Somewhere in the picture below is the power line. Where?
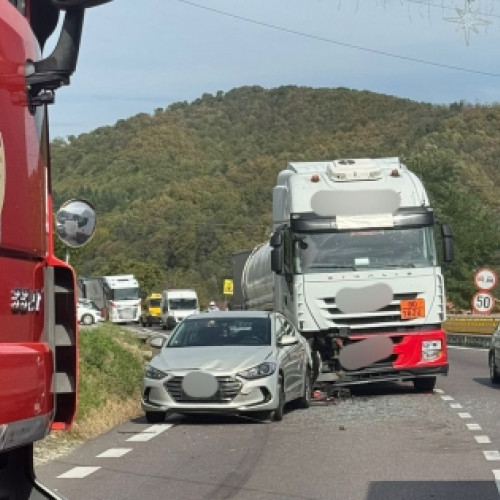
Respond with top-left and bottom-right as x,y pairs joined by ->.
176,0 -> 500,77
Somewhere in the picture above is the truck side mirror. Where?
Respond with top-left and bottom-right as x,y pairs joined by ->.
55,199 -> 96,248
271,248 -> 283,274
441,223 -> 454,263
270,231 -> 282,248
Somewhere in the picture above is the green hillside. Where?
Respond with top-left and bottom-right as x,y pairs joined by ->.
51,85 -> 500,309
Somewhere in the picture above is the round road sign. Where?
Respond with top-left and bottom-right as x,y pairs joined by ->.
474,268 -> 498,291
471,291 -> 495,315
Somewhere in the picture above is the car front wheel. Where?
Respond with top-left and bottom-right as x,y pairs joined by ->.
81,314 -> 94,326
296,369 -> 312,409
145,411 -> 167,423
273,376 -> 285,421
489,353 -> 500,384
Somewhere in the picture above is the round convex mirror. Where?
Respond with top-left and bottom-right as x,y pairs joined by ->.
55,199 -> 96,248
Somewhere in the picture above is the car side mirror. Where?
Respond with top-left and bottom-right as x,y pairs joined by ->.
150,336 -> 167,349
279,335 -> 298,346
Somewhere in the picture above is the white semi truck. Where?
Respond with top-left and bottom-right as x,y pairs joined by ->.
79,275 -> 141,323
233,158 -> 454,393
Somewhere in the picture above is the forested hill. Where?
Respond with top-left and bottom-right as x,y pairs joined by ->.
51,85 -> 500,309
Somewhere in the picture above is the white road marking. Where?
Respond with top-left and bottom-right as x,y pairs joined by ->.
458,412 -> 472,419
441,395 -> 454,401
450,403 -> 463,409
475,436 -> 492,444
484,451 -> 500,461
57,467 -> 100,479
434,388 -> 444,394
127,423 -> 173,442
96,448 -> 132,458
467,423 -> 483,431
493,470 -> 500,495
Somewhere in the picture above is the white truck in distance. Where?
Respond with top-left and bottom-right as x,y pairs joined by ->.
161,289 -> 200,330
234,157 -> 454,393
79,275 -> 141,323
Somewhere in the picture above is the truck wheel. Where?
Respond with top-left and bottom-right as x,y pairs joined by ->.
413,377 -> 436,393
296,369 -> 312,409
273,376 -> 285,421
81,314 -> 94,326
145,411 -> 167,423
489,353 -> 500,384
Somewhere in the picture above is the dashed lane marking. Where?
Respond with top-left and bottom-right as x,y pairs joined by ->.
57,467 -> 101,479
468,423 -> 483,431
484,451 -> 500,461
126,423 -> 173,442
436,388 -> 500,497
96,448 -> 132,458
476,436 -> 493,444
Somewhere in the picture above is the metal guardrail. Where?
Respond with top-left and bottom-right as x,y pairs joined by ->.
443,314 -> 499,349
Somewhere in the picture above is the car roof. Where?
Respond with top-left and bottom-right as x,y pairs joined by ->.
188,310 -> 271,320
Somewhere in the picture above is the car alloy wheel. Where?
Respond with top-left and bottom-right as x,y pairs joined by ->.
82,314 -> 94,326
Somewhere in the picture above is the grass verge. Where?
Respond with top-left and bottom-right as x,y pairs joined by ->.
34,323 -> 150,465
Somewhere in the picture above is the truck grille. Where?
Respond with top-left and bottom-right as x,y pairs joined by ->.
165,376 -> 242,403
118,308 -> 136,320
321,292 -> 420,331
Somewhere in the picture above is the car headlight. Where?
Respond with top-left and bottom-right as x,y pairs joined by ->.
238,362 -> 276,380
145,365 -> 168,380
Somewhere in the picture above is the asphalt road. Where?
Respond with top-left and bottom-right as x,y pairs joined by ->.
36,344 -> 500,500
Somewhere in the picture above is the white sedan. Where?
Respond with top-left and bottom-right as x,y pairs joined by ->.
141,310 -> 313,423
77,299 -> 104,325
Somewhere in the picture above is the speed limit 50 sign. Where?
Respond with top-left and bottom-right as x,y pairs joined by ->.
471,291 -> 495,315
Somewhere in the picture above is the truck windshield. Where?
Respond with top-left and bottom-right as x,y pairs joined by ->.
169,298 -> 197,310
295,226 -> 437,273
149,299 -> 161,307
110,288 -> 140,301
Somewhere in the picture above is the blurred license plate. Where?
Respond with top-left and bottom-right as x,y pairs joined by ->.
400,299 -> 425,320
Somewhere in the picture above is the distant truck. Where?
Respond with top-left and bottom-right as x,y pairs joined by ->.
141,293 -> 163,327
233,157 -> 454,393
79,275 -> 141,323
160,289 -> 200,330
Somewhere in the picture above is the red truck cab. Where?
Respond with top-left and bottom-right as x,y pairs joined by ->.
0,1 -> 110,497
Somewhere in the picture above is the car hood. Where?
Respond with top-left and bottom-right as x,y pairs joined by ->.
152,346 -> 274,373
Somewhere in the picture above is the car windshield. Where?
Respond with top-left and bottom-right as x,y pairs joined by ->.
79,300 -> 99,311
167,318 -> 271,347
168,298 -> 197,310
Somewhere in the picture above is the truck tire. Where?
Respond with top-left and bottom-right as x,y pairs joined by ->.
413,376 -> 436,393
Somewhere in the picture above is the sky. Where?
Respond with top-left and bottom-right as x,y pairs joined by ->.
44,0 -> 500,139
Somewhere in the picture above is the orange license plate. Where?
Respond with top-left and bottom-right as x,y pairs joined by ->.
400,298 -> 425,320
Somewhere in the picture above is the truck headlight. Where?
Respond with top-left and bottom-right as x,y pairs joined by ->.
145,365 -> 168,380
238,362 -> 276,379
422,340 -> 442,361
